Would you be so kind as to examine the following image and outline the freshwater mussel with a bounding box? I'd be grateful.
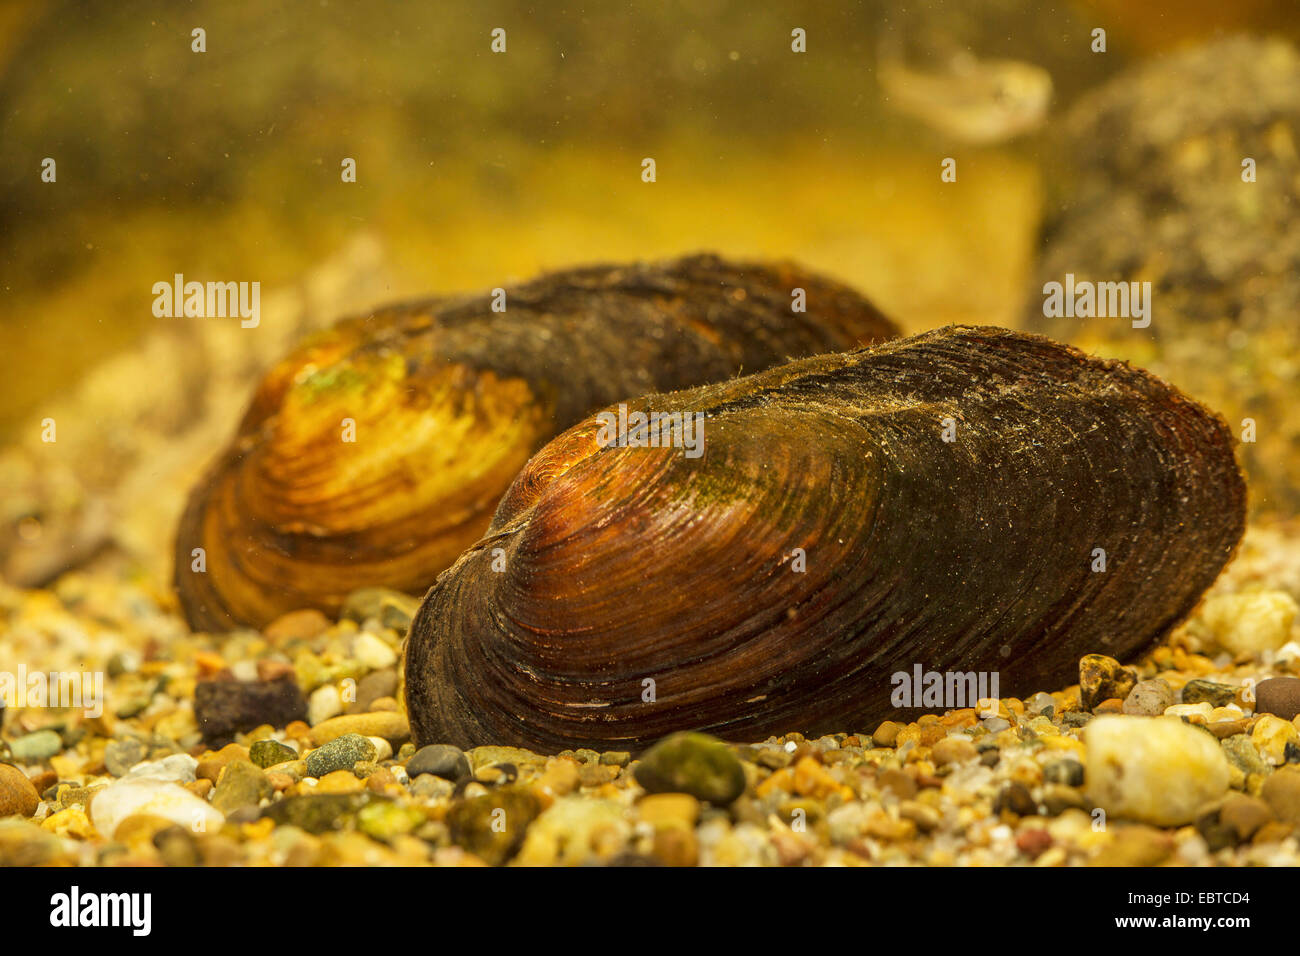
[175,254,897,631]
[405,326,1247,752]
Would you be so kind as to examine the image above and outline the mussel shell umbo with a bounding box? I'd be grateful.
[405,326,1246,752]
[174,254,897,631]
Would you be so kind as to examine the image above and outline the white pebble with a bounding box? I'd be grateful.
[230,659,259,682]
[91,778,224,839]
[1200,590,1298,657]
[308,684,343,726]
[367,735,393,761]
[121,754,198,784]
[1164,702,1213,720]
[352,632,397,670]
[1085,715,1230,827]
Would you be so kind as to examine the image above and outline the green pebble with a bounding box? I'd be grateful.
[305,733,376,778]
[249,739,298,769]
[1181,680,1237,708]
[9,729,62,762]
[446,785,540,866]
[1221,734,1271,777]
[357,801,425,842]
[633,732,747,806]
[261,793,377,834]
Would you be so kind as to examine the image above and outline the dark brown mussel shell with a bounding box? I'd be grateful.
[405,326,1247,752]
[175,253,897,631]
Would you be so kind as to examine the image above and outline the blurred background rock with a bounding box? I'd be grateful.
[1024,36,1300,517]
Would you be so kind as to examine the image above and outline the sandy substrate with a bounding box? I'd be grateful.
[1,520,1299,867]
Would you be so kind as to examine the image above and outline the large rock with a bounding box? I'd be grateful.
[1023,36,1300,516]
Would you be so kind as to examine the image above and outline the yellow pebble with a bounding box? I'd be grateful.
[637,793,701,829]
[240,818,276,841]
[315,769,365,793]
[41,807,97,840]
[1252,714,1299,765]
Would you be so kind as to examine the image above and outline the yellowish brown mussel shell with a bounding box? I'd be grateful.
[405,326,1247,752]
[175,254,897,631]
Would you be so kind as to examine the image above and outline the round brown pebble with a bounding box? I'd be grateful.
[872,721,902,748]
[1260,767,1300,825]
[877,767,917,799]
[0,765,40,818]
[1255,677,1300,722]
[652,825,698,866]
[994,781,1037,817]
[1090,825,1173,867]
[1219,793,1273,841]
[196,743,250,783]
[1016,828,1053,858]
[263,608,331,645]
[930,736,977,767]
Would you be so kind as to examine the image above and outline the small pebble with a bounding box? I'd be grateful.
[994,781,1037,817]
[1255,676,1300,721]
[446,785,540,865]
[406,744,470,780]
[352,632,398,670]
[1251,714,1300,765]
[90,778,224,839]
[339,587,420,634]
[637,793,701,829]
[305,734,377,778]
[210,760,272,815]
[9,729,62,762]
[634,733,746,806]
[1200,590,1298,656]
[931,736,977,767]
[1164,701,1213,722]
[1042,759,1085,787]
[121,754,198,784]
[1123,678,1174,716]
[0,765,40,817]
[249,739,298,769]
[263,608,331,644]
[1221,734,1271,777]
[1181,679,1237,708]
[1260,767,1300,825]
[871,721,901,748]
[104,738,147,777]
[1078,654,1137,712]
[307,684,344,727]
[1218,793,1274,842]
[1025,692,1056,717]
[308,711,410,746]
